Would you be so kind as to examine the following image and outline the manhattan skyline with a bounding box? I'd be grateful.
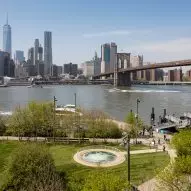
[1,0,191,66]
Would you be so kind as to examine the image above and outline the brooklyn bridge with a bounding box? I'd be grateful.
[93,54,191,86]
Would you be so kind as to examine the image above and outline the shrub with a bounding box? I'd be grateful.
[2,143,64,191]
[171,130,191,156]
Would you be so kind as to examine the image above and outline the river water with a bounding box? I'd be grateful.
[0,85,191,124]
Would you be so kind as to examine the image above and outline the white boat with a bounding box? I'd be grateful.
[55,104,83,116]
[56,104,76,113]
[0,111,13,116]
[27,84,43,88]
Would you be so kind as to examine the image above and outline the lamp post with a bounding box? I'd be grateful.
[123,133,131,183]
[136,98,140,143]
[53,96,57,141]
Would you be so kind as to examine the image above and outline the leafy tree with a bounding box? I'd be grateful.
[7,102,55,138]
[157,130,191,190]
[125,111,144,142]
[2,143,64,191]
[156,164,191,191]
[171,130,191,156]
[82,171,130,191]
[0,116,7,136]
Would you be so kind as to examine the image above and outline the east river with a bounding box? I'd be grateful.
[0,85,191,124]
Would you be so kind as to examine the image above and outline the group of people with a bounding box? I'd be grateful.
[150,135,167,152]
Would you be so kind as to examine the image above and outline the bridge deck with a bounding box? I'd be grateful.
[94,59,191,77]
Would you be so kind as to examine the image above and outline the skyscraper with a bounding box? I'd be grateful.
[14,50,24,64]
[38,46,43,61]
[110,43,117,72]
[101,43,110,73]
[34,39,40,65]
[101,43,117,73]
[44,31,52,76]
[93,52,101,75]
[28,47,34,65]
[3,14,12,57]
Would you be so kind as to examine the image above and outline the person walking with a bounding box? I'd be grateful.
[158,138,160,145]
[163,145,166,152]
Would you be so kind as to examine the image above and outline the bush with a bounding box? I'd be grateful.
[85,120,122,138]
[2,143,64,191]
[171,130,191,156]
[82,171,130,191]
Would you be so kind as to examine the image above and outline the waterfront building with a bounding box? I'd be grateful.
[3,14,12,58]
[15,61,28,78]
[186,69,191,80]
[130,55,143,80]
[83,61,94,77]
[174,68,182,81]
[101,42,117,73]
[168,70,175,81]
[143,70,151,81]
[101,43,110,73]
[51,65,58,77]
[110,43,117,72]
[0,51,10,76]
[44,31,52,76]
[57,66,62,76]
[38,46,43,61]
[34,39,40,65]
[150,69,164,81]
[28,47,34,66]
[93,52,101,75]
[168,68,182,82]
[14,51,25,64]
[63,63,78,76]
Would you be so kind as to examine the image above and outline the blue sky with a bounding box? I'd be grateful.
[0,0,191,67]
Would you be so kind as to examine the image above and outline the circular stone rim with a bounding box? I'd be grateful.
[73,148,125,167]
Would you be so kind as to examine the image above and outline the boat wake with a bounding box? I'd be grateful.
[108,89,180,93]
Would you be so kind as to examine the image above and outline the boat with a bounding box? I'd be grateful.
[0,84,8,88]
[0,111,13,116]
[27,84,43,88]
[56,104,76,113]
[55,104,83,116]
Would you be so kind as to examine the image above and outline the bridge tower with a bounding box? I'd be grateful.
[114,60,118,87]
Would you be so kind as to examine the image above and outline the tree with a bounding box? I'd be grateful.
[0,115,7,136]
[156,164,191,191]
[82,171,130,191]
[157,130,191,190]
[125,111,144,143]
[7,102,55,138]
[2,143,64,191]
[171,130,191,156]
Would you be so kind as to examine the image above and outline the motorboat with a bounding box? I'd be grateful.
[0,111,13,116]
[56,104,76,113]
[55,104,83,116]
[27,84,43,88]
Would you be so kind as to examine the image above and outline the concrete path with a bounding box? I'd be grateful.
[121,149,162,155]
[137,143,177,191]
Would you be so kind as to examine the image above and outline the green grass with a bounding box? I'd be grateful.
[0,141,169,187]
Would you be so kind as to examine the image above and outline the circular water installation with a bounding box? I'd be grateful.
[82,151,117,164]
[73,147,125,167]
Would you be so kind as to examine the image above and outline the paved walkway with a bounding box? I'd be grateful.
[137,142,177,191]
[121,149,162,155]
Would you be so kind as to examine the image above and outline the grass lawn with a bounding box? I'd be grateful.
[0,141,169,188]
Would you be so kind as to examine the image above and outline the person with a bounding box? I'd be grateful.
[164,134,166,141]
[158,138,160,145]
[163,145,166,152]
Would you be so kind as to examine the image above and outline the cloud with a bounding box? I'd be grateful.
[140,38,191,53]
[82,30,132,38]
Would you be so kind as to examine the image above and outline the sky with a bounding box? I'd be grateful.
[0,0,191,68]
